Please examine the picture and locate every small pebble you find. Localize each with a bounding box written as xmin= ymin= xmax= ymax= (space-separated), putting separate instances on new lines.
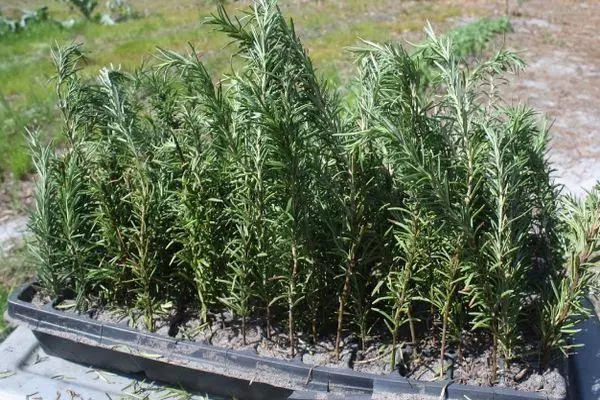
xmin=515 ymin=367 xmax=529 ymax=382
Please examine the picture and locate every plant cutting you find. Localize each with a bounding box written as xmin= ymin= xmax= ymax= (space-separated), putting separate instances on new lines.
xmin=11 ymin=0 xmax=599 ymax=398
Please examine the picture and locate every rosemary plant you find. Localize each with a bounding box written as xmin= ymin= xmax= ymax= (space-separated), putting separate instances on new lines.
xmin=28 ymin=132 xmax=62 ymax=299
xmin=27 ymin=0 xmax=598 ymax=384
xmin=537 ymin=187 xmax=600 ymax=368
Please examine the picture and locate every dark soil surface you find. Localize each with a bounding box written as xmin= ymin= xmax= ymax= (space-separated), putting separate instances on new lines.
xmin=46 ymin=296 xmax=567 ymax=398
xmin=31 ymin=290 xmax=50 ymax=309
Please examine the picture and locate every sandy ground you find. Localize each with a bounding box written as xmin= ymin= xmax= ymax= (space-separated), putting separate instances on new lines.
xmin=0 ymin=178 xmax=32 ymax=252
xmin=0 ymin=215 xmax=27 ymax=253
xmin=477 ymin=0 xmax=600 ymax=197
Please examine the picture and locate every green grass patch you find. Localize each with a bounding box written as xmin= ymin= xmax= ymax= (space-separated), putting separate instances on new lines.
xmin=0 ymin=285 xmax=8 ymax=339
xmin=0 ymin=241 xmax=34 ymax=338
xmin=448 ymin=16 xmax=511 ymax=58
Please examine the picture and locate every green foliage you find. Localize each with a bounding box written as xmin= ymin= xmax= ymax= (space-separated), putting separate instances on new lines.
xmin=0 ymin=94 xmax=43 ymax=179
xmin=28 ymin=0 xmax=597 ymax=383
xmin=536 ymin=186 xmax=600 ymax=366
xmin=447 ymin=17 xmax=511 ymax=58
xmin=0 ymin=241 xmax=35 ymax=338
xmin=28 ymin=131 xmax=63 ymax=299
xmin=0 ymin=285 xmax=8 ymax=337
xmin=5 ymin=146 xmax=30 ymax=179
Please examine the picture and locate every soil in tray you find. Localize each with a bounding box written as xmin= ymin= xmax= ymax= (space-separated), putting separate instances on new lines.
xmin=44 ymin=293 xmax=568 ymax=399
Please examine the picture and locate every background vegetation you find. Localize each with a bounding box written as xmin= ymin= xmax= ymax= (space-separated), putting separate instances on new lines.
xmin=0 ymin=243 xmax=34 ymax=338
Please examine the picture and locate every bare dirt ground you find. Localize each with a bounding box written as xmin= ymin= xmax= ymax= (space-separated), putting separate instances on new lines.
xmin=479 ymin=0 xmax=600 ymax=197
xmin=0 ymin=177 xmax=32 ymax=252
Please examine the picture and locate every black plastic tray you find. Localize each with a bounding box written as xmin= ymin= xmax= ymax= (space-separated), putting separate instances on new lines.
xmin=8 ymin=282 xmax=561 ymax=400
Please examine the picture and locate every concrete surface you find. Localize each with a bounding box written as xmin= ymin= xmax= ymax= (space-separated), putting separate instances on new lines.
xmin=0 ymin=326 xmax=216 ymax=400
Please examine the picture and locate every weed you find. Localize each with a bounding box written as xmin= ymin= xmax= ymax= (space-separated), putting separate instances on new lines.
xmin=447 ymin=17 xmax=511 ymax=59
xmin=0 ymin=240 xmax=35 ymax=338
